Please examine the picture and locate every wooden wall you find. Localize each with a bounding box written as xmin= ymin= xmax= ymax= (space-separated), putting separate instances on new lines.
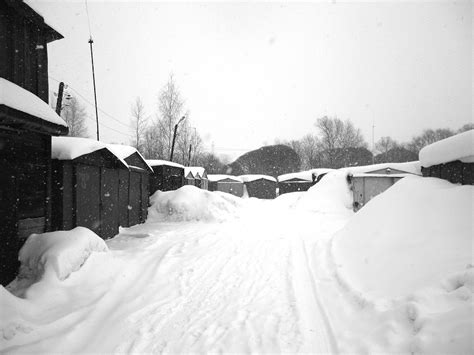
xmin=421 ymin=161 xmax=473 ymax=185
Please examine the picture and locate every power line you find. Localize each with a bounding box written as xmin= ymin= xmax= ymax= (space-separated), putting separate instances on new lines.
xmin=49 ymin=76 xmax=131 ymax=129
xmin=49 ymin=77 xmax=134 ymax=139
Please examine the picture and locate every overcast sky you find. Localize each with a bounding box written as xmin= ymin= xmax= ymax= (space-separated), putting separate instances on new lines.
xmin=29 ymin=0 xmax=472 ymax=160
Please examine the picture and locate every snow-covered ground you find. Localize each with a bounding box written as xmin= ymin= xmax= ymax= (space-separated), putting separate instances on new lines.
xmin=1 ymin=171 xmax=472 ymax=354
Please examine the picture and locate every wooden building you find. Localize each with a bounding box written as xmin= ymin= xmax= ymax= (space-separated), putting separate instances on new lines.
xmin=51 ymin=138 xmax=150 ymax=240
xmin=0 ymin=0 xmax=67 ymax=285
xmin=107 ymin=144 xmax=152 ymax=226
xmin=208 ymin=175 xmax=244 ymax=197
xmin=240 ymin=175 xmax=277 ymax=199
xmin=185 ymin=167 xmax=209 ymax=190
xmin=348 ymin=168 xmax=416 ymax=211
xmin=147 ymin=159 xmax=185 ymax=194
xmin=419 ymin=130 xmax=474 ymax=185
xmin=184 ymin=170 xmax=195 ymax=186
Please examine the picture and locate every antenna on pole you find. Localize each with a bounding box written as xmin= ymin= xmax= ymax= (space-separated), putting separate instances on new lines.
xmin=372 ymin=120 xmax=375 ymax=164
xmin=85 ymin=0 xmax=100 ymax=140
xmin=89 ymin=37 xmax=100 ymax=141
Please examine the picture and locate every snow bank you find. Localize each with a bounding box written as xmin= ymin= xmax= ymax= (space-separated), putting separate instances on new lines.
xmin=419 ymin=130 xmax=474 ymax=167
xmin=331 ymin=176 xmax=473 ymax=352
xmin=15 ymin=227 xmax=108 ymax=284
xmin=239 ymin=174 xmax=277 ymax=182
xmin=0 ymin=78 xmax=67 ymax=127
xmin=148 ymin=185 xmax=244 ymax=222
xmin=296 ymin=171 xmax=353 ymax=214
xmin=332 ymin=176 xmax=473 ymax=299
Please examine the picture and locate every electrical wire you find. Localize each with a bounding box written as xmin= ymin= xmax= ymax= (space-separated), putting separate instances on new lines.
xmin=49 ymin=76 xmax=134 ymax=138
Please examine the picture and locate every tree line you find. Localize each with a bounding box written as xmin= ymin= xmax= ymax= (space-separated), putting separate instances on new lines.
xmin=281 ymin=118 xmax=473 ymax=170
xmin=51 ymin=77 xmax=472 ymax=173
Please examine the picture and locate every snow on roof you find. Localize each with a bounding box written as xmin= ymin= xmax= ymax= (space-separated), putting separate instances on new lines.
xmin=419 ymin=130 xmax=474 ymax=167
xmin=278 ymin=168 xmax=334 ymax=182
xmin=342 ymin=161 xmax=422 ymax=175
xmin=146 ymin=159 xmax=185 ymax=169
xmin=239 ymin=174 xmax=277 ymax=183
xmin=106 ymin=144 xmax=152 ymax=171
xmin=0 ymin=78 xmax=67 ymax=127
xmin=185 ymin=167 xmax=206 ymax=178
xmin=351 ymin=173 xmax=411 ymax=178
xmin=51 ymin=137 xmax=147 ymax=170
xmin=207 ymin=174 xmax=242 ymax=183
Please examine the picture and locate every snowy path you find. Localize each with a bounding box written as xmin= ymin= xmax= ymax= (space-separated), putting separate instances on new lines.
xmin=2 ymin=198 xmax=350 ymax=354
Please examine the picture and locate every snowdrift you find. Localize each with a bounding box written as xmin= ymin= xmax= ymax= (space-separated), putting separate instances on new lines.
xmin=331 ymin=176 xmax=474 ymax=352
xmin=148 ymin=185 xmax=244 ymax=223
xmin=295 ymin=170 xmax=353 ymax=215
xmin=12 ymin=227 xmax=108 ymax=288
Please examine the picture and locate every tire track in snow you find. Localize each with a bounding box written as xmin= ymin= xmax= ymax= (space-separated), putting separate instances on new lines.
xmin=300 ymin=239 xmax=339 ymax=354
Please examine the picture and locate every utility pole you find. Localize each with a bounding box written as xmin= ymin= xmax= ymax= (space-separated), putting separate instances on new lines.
xmin=55 ymin=82 xmax=65 ymax=115
xmin=88 ymin=37 xmax=100 ymax=141
xmin=372 ymin=122 xmax=375 ymax=164
xmin=188 ymin=144 xmax=192 ymax=166
xmin=169 ymin=115 xmax=186 ymax=162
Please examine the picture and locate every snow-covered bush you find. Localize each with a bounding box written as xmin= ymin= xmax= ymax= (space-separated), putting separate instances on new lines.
xmin=16 ymin=227 xmax=108 ymax=284
xmin=148 ymin=185 xmax=244 ymax=223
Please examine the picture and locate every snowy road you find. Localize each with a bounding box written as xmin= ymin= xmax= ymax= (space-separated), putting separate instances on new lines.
xmin=2 ymin=194 xmax=350 ymax=354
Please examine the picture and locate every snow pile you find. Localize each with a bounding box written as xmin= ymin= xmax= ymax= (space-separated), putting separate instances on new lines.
xmin=331 ymin=176 xmax=473 ymax=352
xmin=296 ymin=171 xmax=353 ymax=214
xmin=15 ymin=227 xmax=108 ymax=284
xmin=0 ymin=78 xmax=67 ymax=127
xmin=148 ymin=185 xmax=244 ymax=222
xmin=419 ymin=130 xmax=474 ymax=167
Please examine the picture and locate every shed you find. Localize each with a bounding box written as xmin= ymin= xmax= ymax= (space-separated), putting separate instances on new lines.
xmin=240 ymin=175 xmax=277 ymax=199
xmin=208 ymin=174 xmax=244 ymax=197
xmin=0 ymin=1 xmax=67 ymax=285
xmin=277 ymin=169 xmax=333 ymax=195
xmin=419 ymin=130 xmax=474 ymax=185
xmin=107 ymin=144 xmax=152 ymax=227
xmin=185 ymin=167 xmax=209 ymax=190
xmin=147 ymin=159 xmax=185 ymax=194
xmin=51 ymin=138 xmax=149 ymax=240
xmin=184 ymin=170 xmax=195 ymax=186
xmin=348 ymin=173 xmax=410 ymax=212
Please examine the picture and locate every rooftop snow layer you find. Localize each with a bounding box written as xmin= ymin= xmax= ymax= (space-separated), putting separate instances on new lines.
xmin=419 ymin=130 xmax=474 ymax=167
xmin=239 ymin=175 xmax=277 ymax=183
xmin=0 ymin=78 xmax=67 ymax=127
xmin=278 ymin=168 xmax=334 ymax=182
xmin=107 ymin=144 xmax=152 ymax=171
xmin=184 ymin=167 xmax=206 ymax=177
xmin=342 ymin=161 xmax=422 ymax=175
xmin=52 ymin=137 xmax=144 ymax=169
xmin=146 ymin=159 xmax=185 ymax=169
xmin=207 ymin=174 xmax=242 ymax=182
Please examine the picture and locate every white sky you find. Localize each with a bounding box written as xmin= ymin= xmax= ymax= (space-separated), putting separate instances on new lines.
xmin=29 ymin=0 xmax=472 ymax=160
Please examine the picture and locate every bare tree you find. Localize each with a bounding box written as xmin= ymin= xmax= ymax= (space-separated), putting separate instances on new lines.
xmin=130 ymin=97 xmax=148 ymax=152
xmin=407 ymin=128 xmax=454 ymax=154
xmin=157 ymin=74 xmax=185 ymax=157
xmin=315 ymin=116 xmax=367 ymax=167
xmin=61 ymin=94 xmax=88 ymax=137
xmin=375 ymin=136 xmax=398 ymax=155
